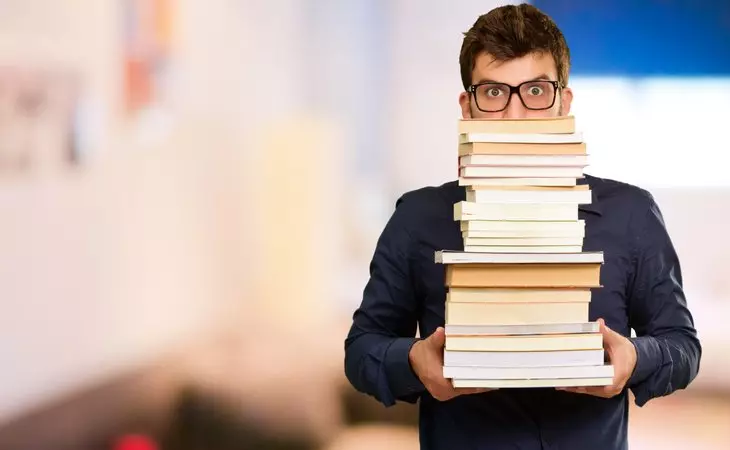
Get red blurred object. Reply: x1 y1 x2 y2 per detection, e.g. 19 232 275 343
112 434 159 450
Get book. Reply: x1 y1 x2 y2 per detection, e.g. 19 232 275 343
460 154 588 167
461 237 584 247
454 201 580 221
451 377 614 388
461 219 585 233
459 132 583 145
444 348 604 367
459 142 587 156
446 288 592 304
458 116 576 134
460 166 585 179
459 177 578 187
444 263 602 288
435 251 604 264
465 188 592 204
445 333 602 352
444 364 614 380
444 321 599 335
464 245 583 253
445 301 589 325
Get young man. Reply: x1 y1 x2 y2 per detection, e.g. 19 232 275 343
344 4 701 450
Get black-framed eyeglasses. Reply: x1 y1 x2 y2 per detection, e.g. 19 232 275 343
467 80 562 113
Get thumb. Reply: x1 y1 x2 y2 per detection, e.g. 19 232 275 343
598 318 621 344
427 326 446 349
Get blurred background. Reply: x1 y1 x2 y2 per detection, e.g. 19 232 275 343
0 0 728 449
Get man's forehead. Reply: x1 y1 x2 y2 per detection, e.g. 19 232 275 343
473 51 558 82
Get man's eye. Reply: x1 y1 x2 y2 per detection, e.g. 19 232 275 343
487 88 502 97
528 86 544 96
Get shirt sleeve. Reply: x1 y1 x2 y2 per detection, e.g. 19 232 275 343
626 193 702 407
344 194 426 407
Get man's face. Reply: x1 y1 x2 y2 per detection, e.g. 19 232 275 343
459 51 573 119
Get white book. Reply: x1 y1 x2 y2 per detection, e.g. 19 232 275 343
465 189 592 204
444 364 614 380
444 349 605 368
451 377 613 388
460 166 584 179
454 201 579 221
445 322 599 336
435 250 604 264
459 177 578 187
459 132 584 144
463 245 583 253
460 154 589 167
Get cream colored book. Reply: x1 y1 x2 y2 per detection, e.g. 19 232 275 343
445 333 603 352
435 250 603 264
462 229 585 239
461 219 585 233
446 288 592 304
457 116 576 134
445 302 589 325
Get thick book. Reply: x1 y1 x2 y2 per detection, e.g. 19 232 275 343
445 301 589 325
457 116 576 134
444 263 602 288
443 364 614 381
445 333 603 352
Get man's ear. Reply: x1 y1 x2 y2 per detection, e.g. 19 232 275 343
560 86 573 116
459 91 472 119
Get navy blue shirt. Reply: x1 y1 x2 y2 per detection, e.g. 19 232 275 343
344 175 701 450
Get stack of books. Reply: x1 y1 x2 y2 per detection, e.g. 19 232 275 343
435 116 614 389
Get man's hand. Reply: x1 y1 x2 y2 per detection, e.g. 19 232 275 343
409 327 493 401
557 318 637 398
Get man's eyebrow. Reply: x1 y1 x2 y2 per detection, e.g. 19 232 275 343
473 74 552 85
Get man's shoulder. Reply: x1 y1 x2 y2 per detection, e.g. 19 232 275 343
585 174 656 211
395 180 462 212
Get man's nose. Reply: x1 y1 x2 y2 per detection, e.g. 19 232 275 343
502 92 527 119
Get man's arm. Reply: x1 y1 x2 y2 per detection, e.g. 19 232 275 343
627 193 702 407
344 195 426 407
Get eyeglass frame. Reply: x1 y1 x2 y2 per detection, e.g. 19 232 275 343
466 80 564 113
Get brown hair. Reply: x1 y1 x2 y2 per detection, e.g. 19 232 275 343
459 3 570 90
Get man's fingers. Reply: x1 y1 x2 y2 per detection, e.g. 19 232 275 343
428 327 446 349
